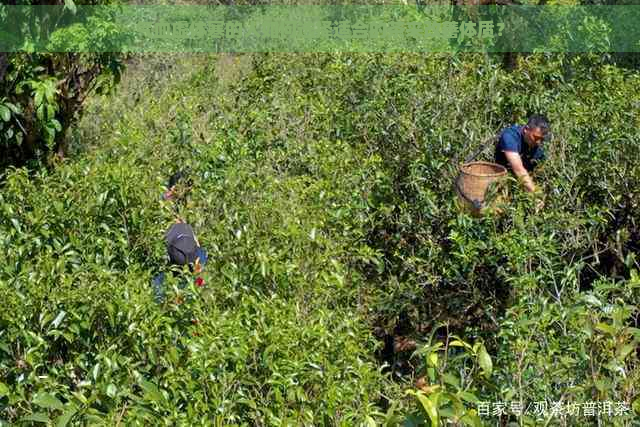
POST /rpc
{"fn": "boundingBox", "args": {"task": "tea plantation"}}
[1,51,639,425]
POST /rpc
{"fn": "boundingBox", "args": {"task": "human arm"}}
[503,151,536,193]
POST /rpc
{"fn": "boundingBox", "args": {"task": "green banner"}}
[0,5,639,52]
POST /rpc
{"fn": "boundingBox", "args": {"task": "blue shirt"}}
[494,125,545,172]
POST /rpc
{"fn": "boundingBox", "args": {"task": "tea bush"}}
[0,54,395,425]
[204,51,640,424]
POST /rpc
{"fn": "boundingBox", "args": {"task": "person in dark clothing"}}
[495,115,550,193]
[151,220,208,303]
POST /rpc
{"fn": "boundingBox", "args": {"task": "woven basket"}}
[456,161,507,215]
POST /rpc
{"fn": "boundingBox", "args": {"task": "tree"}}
[0,0,125,170]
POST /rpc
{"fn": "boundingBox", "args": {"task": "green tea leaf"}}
[106,384,117,398]
[33,392,64,411]
[55,406,78,427]
[617,343,636,361]
[5,102,20,114]
[364,415,376,427]
[427,351,438,368]
[0,383,9,397]
[414,391,439,427]
[140,379,165,404]
[477,343,493,379]
[51,311,66,329]
[595,322,616,335]
[10,218,21,234]
[458,391,479,403]
[439,392,464,415]
[0,105,10,122]
[460,409,483,427]
[37,104,44,121]
[21,412,50,423]
[34,90,43,107]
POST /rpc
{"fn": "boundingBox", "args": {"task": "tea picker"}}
[455,115,550,215]
[151,220,208,303]
[493,115,550,194]
[153,164,208,303]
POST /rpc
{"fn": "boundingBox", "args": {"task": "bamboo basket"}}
[455,161,507,216]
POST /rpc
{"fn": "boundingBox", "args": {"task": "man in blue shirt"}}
[495,115,550,193]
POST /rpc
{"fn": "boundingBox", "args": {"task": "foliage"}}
[215,51,640,425]
[0,54,394,425]
[406,331,489,427]
[0,0,126,170]
[1,46,640,425]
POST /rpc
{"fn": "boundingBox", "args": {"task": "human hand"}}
[193,257,202,274]
[162,189,175,200]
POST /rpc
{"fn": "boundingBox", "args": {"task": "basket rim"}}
[459,161,507,178]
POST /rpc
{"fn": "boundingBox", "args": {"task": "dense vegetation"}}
[1,36,639,427]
